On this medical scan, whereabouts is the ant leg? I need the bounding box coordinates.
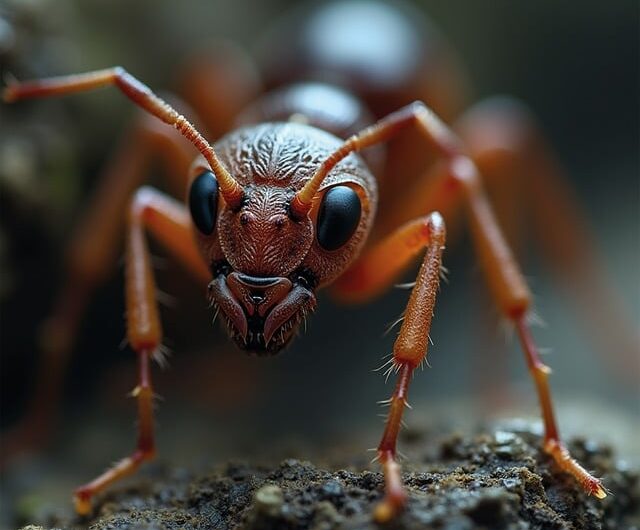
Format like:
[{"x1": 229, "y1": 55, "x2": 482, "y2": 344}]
[
  {"x1": 351, "y1": 213, "x2": 447, "y2": 522},
  {"x1": 431, "y1": 156, "x2": 608, "y2": 500},
  {"x1": 74, "y1": 349, "x2": 154, "y2": 515},
  {"x1": 374, "y1": 98, "x2": 636, "y2": 383},
  {"x1": 334, "y1": 216, "x2": 446, "y2": 303},
  {"x1": 0, "y1": 106, "x2": 200, "y2": 464},
  {"x1": 335, "y1": 214, "x2": 447, "y2": 520},
  {"x1": 74, "y1": 187, "x2": 208, "y2": 515},
  {"x1": 456, "y1": 97, "x2": 639, "y2": 383},
  {"x1": 321, "y1": 101, "x2": 605, "y2": 513}
]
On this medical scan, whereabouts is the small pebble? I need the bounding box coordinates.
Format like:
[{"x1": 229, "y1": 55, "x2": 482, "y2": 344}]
[
  {"x1": 320, "y1": 479, "x2": 343, "y2": 500},
  {"x1": 254, "y1": 484, "x2": 284, "y2": 518}
]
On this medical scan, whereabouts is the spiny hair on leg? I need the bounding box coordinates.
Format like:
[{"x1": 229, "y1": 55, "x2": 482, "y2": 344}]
[
  {"x1": 152, "y1": 344, "x2": 172, "y2": 369},
  {"x1": 384, "y1": 315, "x2": 405, "y2": 337}
]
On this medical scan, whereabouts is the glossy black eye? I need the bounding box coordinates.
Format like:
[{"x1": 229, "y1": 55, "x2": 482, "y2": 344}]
[
  {"x1": 189, "y1": 171, "x2": 218, "y2": 235},
  {"x1": 316, "y1": 186, "x2": 361, "y2": 251}
]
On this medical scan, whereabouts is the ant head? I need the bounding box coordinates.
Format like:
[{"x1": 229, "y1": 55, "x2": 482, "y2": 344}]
[{"x1": 188, "y1": 123, "x2": 376, "y2": 354}]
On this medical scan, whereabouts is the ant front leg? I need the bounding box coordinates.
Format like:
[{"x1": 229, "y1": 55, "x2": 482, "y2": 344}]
[
  {"x1": 338, "y1": 213, "x2": 446, "y2": 521},
  {"x1": 319, "y1": 101, "x2": 606, "y2": 519},
  {"x1": 0, "y1": 106, "x2": 198, "y2": 463},
  {"x1": 1, "y1": 71, "x2": 216, "y2": 463},
  {"x1": 74, "y1": 187, "x2": 208, "y2": 515}
]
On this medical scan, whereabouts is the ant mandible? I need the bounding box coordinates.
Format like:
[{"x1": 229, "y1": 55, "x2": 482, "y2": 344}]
[{"x1": 2, "y1": 0, "x2": 609, "y2": 522}]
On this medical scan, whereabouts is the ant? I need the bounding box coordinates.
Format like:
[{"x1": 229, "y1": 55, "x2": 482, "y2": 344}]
[{"x1": 2, "y1": 0, "x2": 616, "y2": 522}]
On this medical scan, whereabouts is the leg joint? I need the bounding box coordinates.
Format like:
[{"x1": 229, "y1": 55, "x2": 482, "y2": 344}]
[
  {"x1": 128, "y1": 186, "x2": 166, "y2": 226},
  {"x1": 446, "y1": 155, "x2": 481, "y2": 192},
  {"x1": 423, "y1": 212, "x2": 447, "y2": 246}
]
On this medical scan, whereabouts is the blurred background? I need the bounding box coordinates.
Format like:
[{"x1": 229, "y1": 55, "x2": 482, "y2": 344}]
[{"x1": 0, "y1": 0, "x2": 638, "y2": 525}]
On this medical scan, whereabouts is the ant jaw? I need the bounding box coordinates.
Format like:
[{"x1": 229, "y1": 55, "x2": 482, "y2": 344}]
[
  {"x1": 260, "y1": 282, "x2": 316, "y2": 350},
  {"x1": 208, "y1": 272, "x2": 317, "y2": 355}
]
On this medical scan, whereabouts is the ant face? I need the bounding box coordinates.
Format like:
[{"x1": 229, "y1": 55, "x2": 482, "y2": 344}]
[
  {"x1": 207, "y1": 183, "x2": 317, "y2": 353},
  {"x1": 189, "y1": 123, "x2": 376, "y2": 354}
]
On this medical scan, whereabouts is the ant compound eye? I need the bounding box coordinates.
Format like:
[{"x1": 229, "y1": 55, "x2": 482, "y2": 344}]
[
  {"x1": 316, "y1": 186, "x2": 361, "y2": 251},
  {"x1": 189, "y1": 171, "x2": 219, "y2": 235}
]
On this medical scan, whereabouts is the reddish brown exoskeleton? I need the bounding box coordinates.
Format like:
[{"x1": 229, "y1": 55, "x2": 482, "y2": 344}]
[{"x1": 3, "y1": 0, "x2": 616, "y2": 521}]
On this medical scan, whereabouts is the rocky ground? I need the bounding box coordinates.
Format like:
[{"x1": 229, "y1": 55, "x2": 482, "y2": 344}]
[{"x1": 18, "y1": 423, "x2": 639, "y2": 530}]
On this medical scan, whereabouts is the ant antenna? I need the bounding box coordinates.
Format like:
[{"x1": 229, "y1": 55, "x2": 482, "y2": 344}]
[
  {"x1": 290, "y1": 136, "x2": 360, "y2": 219},
  {"x1": 3, "y1": 67, "x2": 245, "y2": 208}
]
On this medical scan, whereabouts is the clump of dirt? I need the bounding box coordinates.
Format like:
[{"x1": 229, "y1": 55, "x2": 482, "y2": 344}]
[{"x1": 23, "y1": 426, "x2": 639, "y2": 530}]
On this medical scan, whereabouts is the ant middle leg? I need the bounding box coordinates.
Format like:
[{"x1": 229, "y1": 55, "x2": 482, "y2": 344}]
[{"x1": 456, "y1": 97, "x2": 639, "y2": 384}]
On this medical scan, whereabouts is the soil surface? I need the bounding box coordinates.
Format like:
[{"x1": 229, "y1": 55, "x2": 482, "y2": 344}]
[{"x1": 19, "y1": 423, "x2": 639, "y2": 530}]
